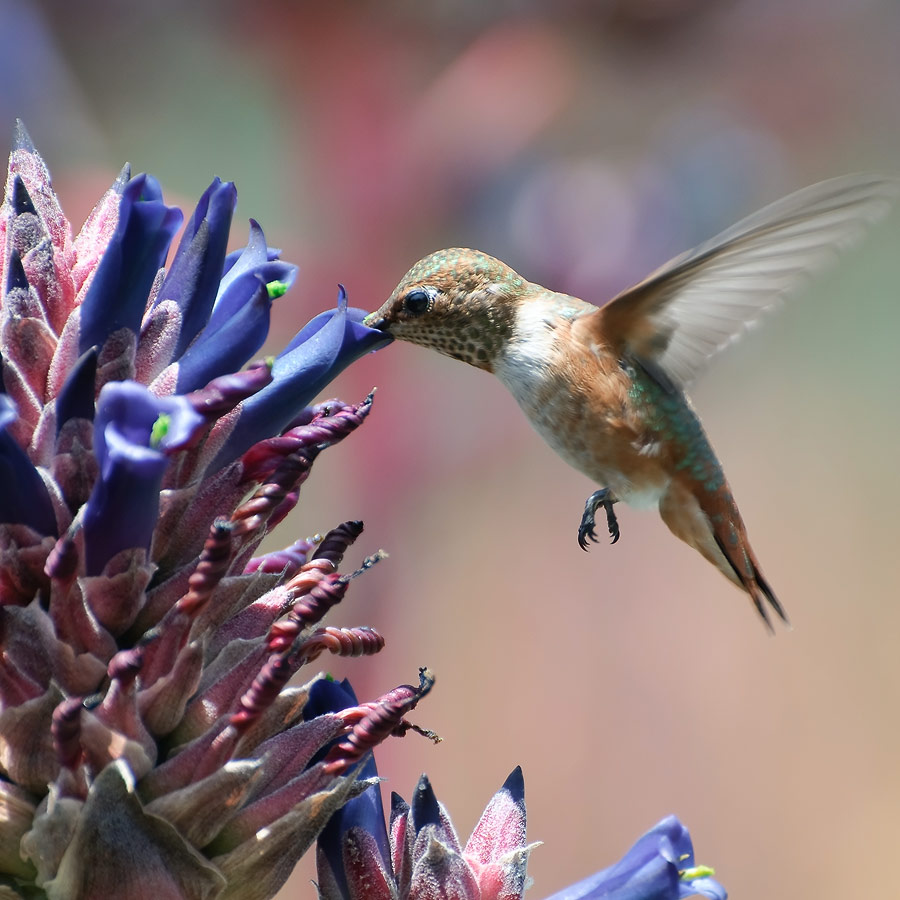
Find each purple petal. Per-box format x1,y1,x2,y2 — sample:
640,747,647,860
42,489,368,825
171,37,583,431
312,679,392,900
92,380,203,464
78,174,183,354
174,269,292,395
157,178,238,358
211,287,392,470
222,239,282,278
0,396,17,431
208,260,296,333
216,218,270,296
0,395,57,536
539,816,727,900
55,347,98,431
82,382,203,574
172,220,297,393
678,877,727,900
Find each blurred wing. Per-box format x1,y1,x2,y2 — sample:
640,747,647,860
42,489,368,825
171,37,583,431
598,174,900,387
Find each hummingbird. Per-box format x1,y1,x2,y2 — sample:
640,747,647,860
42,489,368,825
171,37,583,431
366,175,897,628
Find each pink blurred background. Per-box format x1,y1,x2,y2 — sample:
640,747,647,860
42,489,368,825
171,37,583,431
10,0,900,896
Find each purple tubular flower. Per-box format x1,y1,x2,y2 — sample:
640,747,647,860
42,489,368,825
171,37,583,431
78,174,183,354
212,285,392,469
82,381,203,574
309,679,392,900
541,816,727,900
173,220,298,393
158,177,237,359
0,395,57,535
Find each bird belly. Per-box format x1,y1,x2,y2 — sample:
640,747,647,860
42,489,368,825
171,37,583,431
494,342,669,508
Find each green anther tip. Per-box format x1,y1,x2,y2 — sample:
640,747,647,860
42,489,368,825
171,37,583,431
680,865,715,881
264,356,275,371
266,280,289,299
150,414,171,448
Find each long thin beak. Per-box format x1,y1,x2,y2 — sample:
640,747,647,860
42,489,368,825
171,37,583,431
364,313,389,330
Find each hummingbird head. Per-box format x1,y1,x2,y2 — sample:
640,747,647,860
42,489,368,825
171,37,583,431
366,248,529,371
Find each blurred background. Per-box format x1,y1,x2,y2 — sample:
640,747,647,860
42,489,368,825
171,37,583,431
8,0,900,896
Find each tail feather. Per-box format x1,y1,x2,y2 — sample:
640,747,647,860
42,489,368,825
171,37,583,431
711,533,788,631
659,479,788,629
750,566,788,625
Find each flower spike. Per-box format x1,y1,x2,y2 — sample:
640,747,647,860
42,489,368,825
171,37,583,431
0,128,409,899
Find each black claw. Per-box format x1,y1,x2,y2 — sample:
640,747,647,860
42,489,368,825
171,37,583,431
578,488,619,551
605,503,620,544
577,522,598,551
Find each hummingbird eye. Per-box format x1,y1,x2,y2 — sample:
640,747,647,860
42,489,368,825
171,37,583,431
403,289,432,317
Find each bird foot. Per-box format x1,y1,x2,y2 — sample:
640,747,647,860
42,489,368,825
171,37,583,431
577,488,620,551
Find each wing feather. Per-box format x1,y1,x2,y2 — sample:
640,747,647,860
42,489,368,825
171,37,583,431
598,174,900,386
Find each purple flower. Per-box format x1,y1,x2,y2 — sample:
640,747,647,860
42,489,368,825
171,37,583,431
0,123,410,898
541,817,726,900
77,170,183,354
158,176,238,359
309,679,393,896
81,380,204,574
171,217,299,394
212,284,392,468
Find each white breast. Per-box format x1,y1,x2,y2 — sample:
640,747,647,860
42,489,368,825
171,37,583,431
492,300,559,408
492,300,586,471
